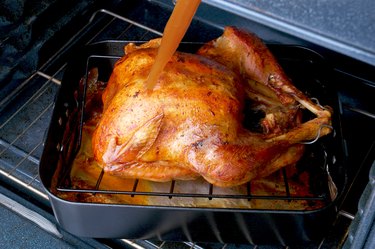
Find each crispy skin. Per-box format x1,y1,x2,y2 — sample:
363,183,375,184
92,47,247,184
92,27,332,187
197,27,332,142
198,27,300,135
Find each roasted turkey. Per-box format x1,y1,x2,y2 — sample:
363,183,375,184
92,27,332,187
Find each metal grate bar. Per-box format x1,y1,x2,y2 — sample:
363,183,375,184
89,9,163,36
0,65,65,197
57,183,325,201
36,71,62,85
0,71,60,130
0,103,53,156
0,168,48,200
0,139,40,165
0,102,53,157
86,16,118,44
346,106,375,120
6,140,43,177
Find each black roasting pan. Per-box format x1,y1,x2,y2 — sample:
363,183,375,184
39,40,347,245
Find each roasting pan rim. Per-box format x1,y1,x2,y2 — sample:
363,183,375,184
40,39,346,207
38,39,347,242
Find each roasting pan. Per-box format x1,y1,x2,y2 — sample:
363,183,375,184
39,40,347,245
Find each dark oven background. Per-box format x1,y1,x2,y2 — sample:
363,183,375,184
1,0,375,248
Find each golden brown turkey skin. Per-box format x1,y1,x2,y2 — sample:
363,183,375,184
92,27,331,187
197,27,332,142
92,45,253,184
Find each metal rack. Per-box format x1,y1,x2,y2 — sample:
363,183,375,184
57,169,327,202
0,70,62,200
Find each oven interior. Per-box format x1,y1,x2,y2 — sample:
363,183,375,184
1,0,375,248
